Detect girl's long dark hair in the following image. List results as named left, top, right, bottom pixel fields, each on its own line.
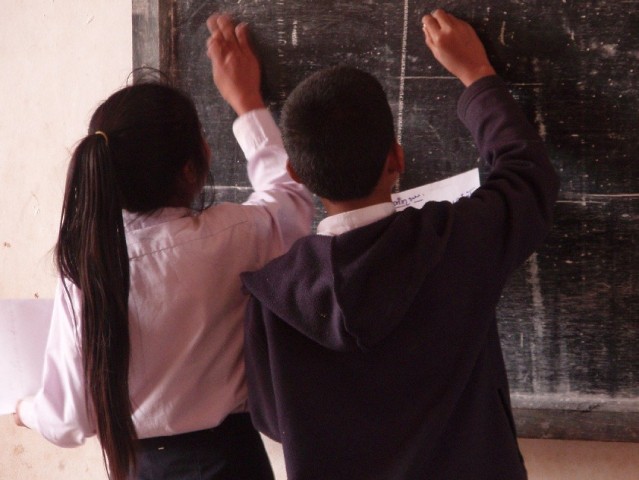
left=55, top=81, right=210, bottom=480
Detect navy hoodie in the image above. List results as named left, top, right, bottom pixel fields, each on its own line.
left=241, top=76, right=560, bottom=480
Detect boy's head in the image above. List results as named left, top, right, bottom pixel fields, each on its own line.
left=281, top=65, right=396, bottom=202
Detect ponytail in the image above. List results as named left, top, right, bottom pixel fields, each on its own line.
left=56, top=132, right=137, bottom=480
left=54, top=80, right=210, bottom=480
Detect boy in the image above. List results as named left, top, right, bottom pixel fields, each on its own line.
left=241, top=9, right=560, bottom=480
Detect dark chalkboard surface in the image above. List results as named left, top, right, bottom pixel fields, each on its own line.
left=133, top=0, right=638, bottom=441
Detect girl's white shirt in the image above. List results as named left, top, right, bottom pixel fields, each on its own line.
left=18, top=109, right=313, bottom=447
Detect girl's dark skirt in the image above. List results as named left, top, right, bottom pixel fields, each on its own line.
left=133, top=413, right=275, bottom=480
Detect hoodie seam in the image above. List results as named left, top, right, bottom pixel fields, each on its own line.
left=329, top=236, right=365, bottom=351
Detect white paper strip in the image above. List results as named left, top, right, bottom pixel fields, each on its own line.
left=391, top=168, right=480, bottom=211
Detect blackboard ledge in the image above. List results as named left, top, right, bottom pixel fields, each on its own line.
left=512, top=393, right=639, bottom=442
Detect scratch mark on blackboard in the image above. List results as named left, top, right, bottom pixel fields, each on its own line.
left=499, top=21, right=506, bottom=46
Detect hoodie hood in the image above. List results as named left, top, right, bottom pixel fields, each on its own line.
left=242, top=203, right=453, bottom=351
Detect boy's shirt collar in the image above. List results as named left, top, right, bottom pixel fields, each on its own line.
left=316, top=202, right=395, bottom=237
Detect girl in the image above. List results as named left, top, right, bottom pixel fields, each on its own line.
left=14, top=15, right=312, bottom=480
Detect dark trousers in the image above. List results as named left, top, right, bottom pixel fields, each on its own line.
left=133, top=413, right=275, bottom=480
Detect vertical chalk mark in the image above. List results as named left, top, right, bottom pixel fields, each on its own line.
left=276, top=1, right=287, bottom=103
left=394, top=0, right=410, bottom=193
left=526, top=253, right=547, bottom=393
left=499, top=21, right=506, bottom=46
left=530, top=60, right=547, bottom=141
left=291, top=19, right=298, bottom=47
left=397, top=0, right=410, bottom=146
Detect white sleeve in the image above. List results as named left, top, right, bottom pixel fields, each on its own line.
left=233, top=108, right=314, bottom=253
left=18, top=280, right=95, bottom=447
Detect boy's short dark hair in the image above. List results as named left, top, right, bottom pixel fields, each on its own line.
left=281, top=65, right=395, bottom=201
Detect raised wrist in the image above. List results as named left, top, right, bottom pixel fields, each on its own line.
left=232, top=95, right=266, bottom=116
left=460, top=65, right=497, bottom=87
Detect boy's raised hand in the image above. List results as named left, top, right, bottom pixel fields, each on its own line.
left=206, top=14, right=265, bottom=115
left=422, top=9, right=496, bottom=87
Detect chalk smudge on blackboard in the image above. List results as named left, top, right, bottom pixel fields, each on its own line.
left=499, top=21, right=506, bottom=46
left=590, top=40, right=618, bottom=58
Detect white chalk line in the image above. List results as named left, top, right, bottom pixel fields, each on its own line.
left=396, top=0, right=410, bottom=146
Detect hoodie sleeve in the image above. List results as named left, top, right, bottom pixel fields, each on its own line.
left=454, top=75, right=560, bottom=276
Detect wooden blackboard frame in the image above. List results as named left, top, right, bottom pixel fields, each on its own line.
left=131, top=0, right=638, bottom=443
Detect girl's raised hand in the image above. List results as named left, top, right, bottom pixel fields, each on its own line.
left=206, top=14, right=265, bottom=115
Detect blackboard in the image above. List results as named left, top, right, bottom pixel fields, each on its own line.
left=132, top=0, right=638, bottom=442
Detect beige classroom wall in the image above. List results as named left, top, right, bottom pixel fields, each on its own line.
left=0, top=1, right=637, bottom=479
left=0, top=0, right=130, bottom=478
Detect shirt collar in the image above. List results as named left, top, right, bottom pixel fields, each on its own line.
left=316, top=202, right=395, bottom=236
